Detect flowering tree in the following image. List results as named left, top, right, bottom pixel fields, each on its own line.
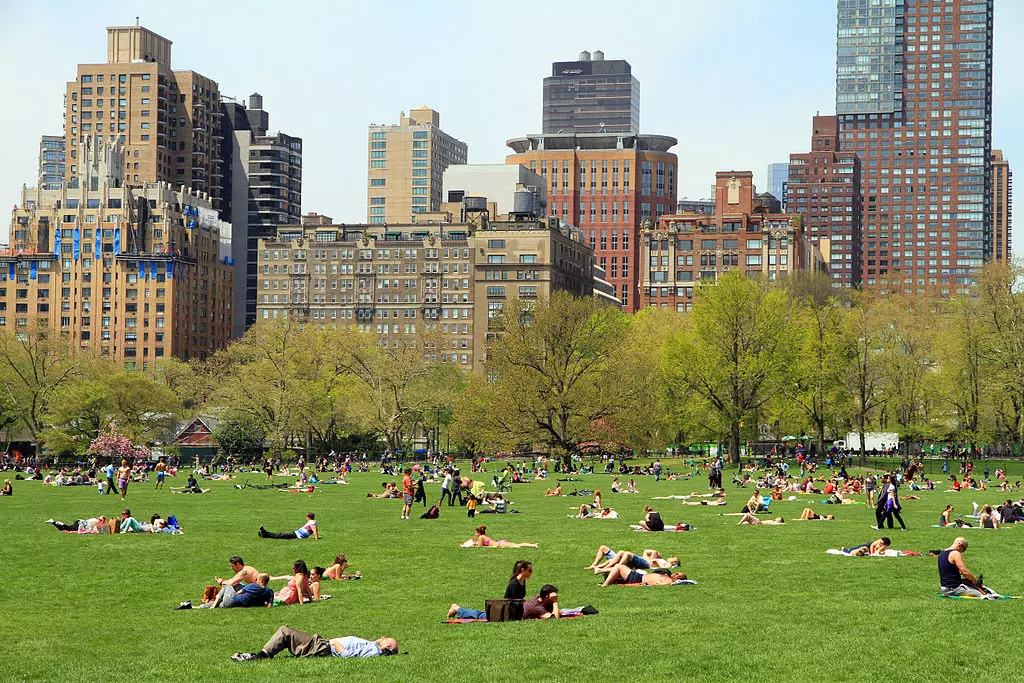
left=87, top=428, right=151, bottom=461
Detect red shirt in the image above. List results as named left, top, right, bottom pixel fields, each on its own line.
left=402, top=474, right=414, bottom=495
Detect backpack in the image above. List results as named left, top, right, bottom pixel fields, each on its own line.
left=421, top=505, right=439, bottom=519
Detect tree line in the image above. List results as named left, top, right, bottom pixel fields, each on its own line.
left=3, top=261, right=1023, bottom=463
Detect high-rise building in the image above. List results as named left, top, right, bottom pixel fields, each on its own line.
left=64, top=26, right=224, bottom=213
left=220, top=93, right=302, bottom=335
left=366, top=107, right=467, bottom=224
left=543, top=51, right=640, bottom=135
left=835, top=0, right=993, bottom=296
left=991, top=149, right=1012, bottom=262
left=767, top=163, right=789, bottom=210
left=39, top=136, right=66, bottom=190
left=787, top=115, right=862, bottom=287
left=638, top=171, right=828, bottom=311
left=3, top=140, right=234, bottom=365
left=506, top=132, right=678, bottom=311
left=256, top=204, right=593, bottom=374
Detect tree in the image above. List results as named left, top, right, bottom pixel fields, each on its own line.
left=0, top=327, right=91, bottom=446
left=933, top=295, right=993, bottom=444
left=212, top=415, right=266, bottom=457
left=841, top=292, right=887, bottom=463
left=87, top=427, right=151, bottom=462
left=665, top=273, right=796, bottom=464
left=975, top=261, right=1024, bottom=450
left=786, top=293, right=851, bottom=456
left=461, top=293, right=629, bottom=462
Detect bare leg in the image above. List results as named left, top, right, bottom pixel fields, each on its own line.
left=601, top=565, right=630, bottom=587
left=585, top=545, right=613, bottom=569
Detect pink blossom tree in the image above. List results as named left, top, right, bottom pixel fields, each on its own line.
left=87, top=428, right=151, bottom=462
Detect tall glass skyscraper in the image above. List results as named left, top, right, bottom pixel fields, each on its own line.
left=542, top=51, right=640, bottom=135
left=835, top=0, right=993, bottom=296
left=767, top=163, right=789, bottom=209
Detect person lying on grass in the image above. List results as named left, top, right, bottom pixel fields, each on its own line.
left=231, top=626, right=398, bottom=662
left=797, top=508, right=835, bottom=521
left=841, top=537, right=891, bottom=556
left=601, top=565, right=689, bottom=586
left=462, top=525, right=539, bottom=548
left=323, top=554, right=361, bottom=579
left=938, top=536, right=1001, bottom=598
left=737, top=513, right=785, bottom=525
left=45, top=515, right=108, bottom=533
left=269, top=560, right=313, bottom=605
left=196, top=573, right=274, bottom=609
left=258, top=512, right=319, bottom=540
left=592, top=549, right=680, bottom=574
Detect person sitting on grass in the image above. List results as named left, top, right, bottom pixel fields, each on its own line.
left=367, top=482, right=399, bottom=498
left=213, top=555, right=261, bottom=592
left=978, top=505, right=1000, bottom=529
left=258, top=512, right=319, bottom=541
left=737, top=513, right=785, bottom=525
left=462, top=525, right=539, bottom=548
left=938, top=536, right=1001, bottom=598
left=309, top=566, right=331, bottom=601
left=448, top=559, right=533, bottom=620
left=637, top=505, right=665, bottom=531
left=742, top=489, right=767, bottom=514
left=45, top=515, right=107, bottom=533
left=841, top=537, right=890, bottom=556
left=798, top=508, right=835, bottom=521
left=626, top=478, right=638, bottom=493
left=231, top=626, right=397, bottom=662
left=610, top=478, right=621, bottom=493
left=600, top=565, right=689, bottom=586
left=269, top=560, right=313, bottom=605
left=544, top=483, right=563, bottom=497
left=939, top=505, right=955, bottom=527
left=2, top=479, right=12, bottom=496
left=172, top=473, right=210, bottom=494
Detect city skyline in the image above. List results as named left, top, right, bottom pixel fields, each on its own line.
left=1, top=0, right=1021, bottom=252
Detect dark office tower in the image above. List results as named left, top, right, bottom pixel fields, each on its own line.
left=836, top=0, right=993, bottom=297
left=787, top=115, right=862, bottom=288
left=542, top=51, right=639, bottom=135
left=220, top=93, right=302, bottom=335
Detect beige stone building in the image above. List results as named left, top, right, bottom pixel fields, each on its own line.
left=992, top=150, right=1012, bottom=262
left=3, top=140, right=233, bottom=366
left=257, top=199, right=592, bottom=374
left=64, top=26, right=223, bottom=212
left=366, top=107, right=467, bottom=224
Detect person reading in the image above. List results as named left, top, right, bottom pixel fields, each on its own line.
left=938, top=536, right=999, bottom=598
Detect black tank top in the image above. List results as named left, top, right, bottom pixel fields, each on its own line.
left=937, top=549, right=962, bottom=588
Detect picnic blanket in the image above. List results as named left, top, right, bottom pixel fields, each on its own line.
left=937, top=592, right=1019, bottom=600
left=444, top=612, right=590, bottom=624
left=617, top=579, right=698, bottom=587
left=630, top=524, right=693, bottom=532
left=826, top=549, right=920, bottom=557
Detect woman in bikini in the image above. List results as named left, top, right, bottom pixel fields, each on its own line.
left=323, top=554, right=359, bottom=579
left=465, top=525, right=539, bottom=548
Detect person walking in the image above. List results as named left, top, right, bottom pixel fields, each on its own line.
left=104, top=461, right=116, bottom=496
left=440, top=468, right=454, bottom=506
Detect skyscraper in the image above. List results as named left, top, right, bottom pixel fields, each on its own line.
left=64, top=26, right=224, bottom=212
left=835, top=0, right=993, bottom=296
left=220, top=93, right=302, bottom=335
left=991, top=149, right=1012, bottom=262
left=506, top=132, right=677, bottom=311
left=542, top=51, right=639, bottom=135
left=38, top=136, right=66, bottom=190
left=366, top=107, right=467, bottom=224
left=767, top=162, right=790, bottom=210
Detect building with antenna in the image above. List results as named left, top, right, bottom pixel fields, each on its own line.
left=542, top=51, right=639, bottom=135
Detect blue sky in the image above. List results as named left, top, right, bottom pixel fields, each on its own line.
left=1, top=0, right=1021, bottom=251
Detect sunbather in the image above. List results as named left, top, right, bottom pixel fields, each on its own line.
left=45, top=515, right=108, bottom=533
left=544, top=483, right=563, bottom=497
left=737, top=513, right=785, bottom=525
left=463, top=525, right=539, bottom=548
left=842, top=537, right=891, bottom=556
left=600, top=565, right=688, bottom=586
left=798, top=508, right=835, bottom=521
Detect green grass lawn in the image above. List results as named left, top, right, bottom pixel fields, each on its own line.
left=2, top=465, right=1022, bottom=682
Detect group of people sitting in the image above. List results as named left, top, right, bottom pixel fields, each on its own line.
left=46, top=508, right=182, bottom=534
left=181, top=553, right=358, bottom=610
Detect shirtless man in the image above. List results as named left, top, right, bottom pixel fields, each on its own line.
left=116, top=459, right=132, bottom=501
left=593, top=549, right=680, bottom=574
left=154, top=457, right=168, bottom=490
left=843, top=537, right=890, bottom=556
left=601, top=565, right=689, bottom=586
left=737, top=513, right=785, bottom=525
left=215, top=555, right=261, bottom=590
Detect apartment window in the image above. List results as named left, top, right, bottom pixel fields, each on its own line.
left=370, top=178, right=386, bottom=187
left=487, top=239, right=505, bottom=249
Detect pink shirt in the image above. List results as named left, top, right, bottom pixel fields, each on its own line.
left=275, top=575, right=310, bottom=604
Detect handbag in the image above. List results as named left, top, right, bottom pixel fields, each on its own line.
left=485, top=599, right=522, bottom=622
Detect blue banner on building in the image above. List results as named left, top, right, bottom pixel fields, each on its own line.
left=150, top=262, right=157, bottom=279
left=139, top=261, right=145, bottom=279
left=73, top=228, right=81, bottom=261
left=167, top=262, right=174, bottom=279
left=54, top=229, right=61, bottom=257
left=30, top=262, right=37, bottom=280
left=114, top=228, right=121, bottom=255
left=95, top=230, right=101, bottom=259
left=7, top=264, right=14, bottom=279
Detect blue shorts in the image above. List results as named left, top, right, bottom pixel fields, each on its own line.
left=625, top=570, right=644, bottom=584
left=627, top=555, right=650, bottom=570
left=157, top=472, right=166, bottom=481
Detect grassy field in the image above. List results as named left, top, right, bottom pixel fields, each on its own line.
left=2, top=463, right=1022, bottom=682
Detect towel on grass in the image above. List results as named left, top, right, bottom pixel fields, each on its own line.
left=444, top=612, right=589, bottom=624
left=617, top=579, right=698, bottom=587
left=630, top=524, right=693, bottom=532
left=826, top=549, right=919, bottom=557
left=937, top=592, right=1018, bottom=600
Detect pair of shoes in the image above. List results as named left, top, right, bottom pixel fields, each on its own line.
left=45, top=519, right=54, bottom=525
left=174, top=600, right=192, bottom=610
left=870, top=525, right=879, bottom=530
left=231, top=652, right=266, bottom=663
left=258, top=525, right=266, bottom=538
